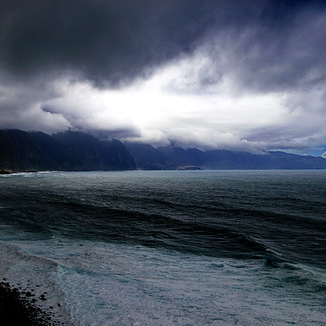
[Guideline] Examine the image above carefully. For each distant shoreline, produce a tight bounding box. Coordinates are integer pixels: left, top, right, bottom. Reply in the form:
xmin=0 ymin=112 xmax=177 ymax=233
xmin=2 ymin=168 xmax=326 ymax=175
xmin=1 ymin=130 xmax=326 ymax=171
xmin=0 ymin=169 xmax=39 ymax=175
xmin=0 ymin=169 xmax=13 ymax=174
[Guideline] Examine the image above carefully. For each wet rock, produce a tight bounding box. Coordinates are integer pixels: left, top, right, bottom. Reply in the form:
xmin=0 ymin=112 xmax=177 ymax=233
xmin=0 ymin=282 xmax=61 ymax=325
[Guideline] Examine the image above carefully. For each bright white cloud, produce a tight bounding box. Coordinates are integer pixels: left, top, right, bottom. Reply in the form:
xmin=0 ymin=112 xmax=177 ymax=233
xmin=39 ymin=49 xmax=326 ymax=153
xmin=1 ymin=47 xmax=324 ymax=154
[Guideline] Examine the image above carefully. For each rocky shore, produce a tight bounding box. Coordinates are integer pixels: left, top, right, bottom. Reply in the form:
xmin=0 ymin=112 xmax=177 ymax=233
xmin=0 ymin=169 xmax=13 ymax=174
xmin=0 ymin=281 xmax=62 ymax=326
xmin=0 ymin=169 xmax=40 ymax=174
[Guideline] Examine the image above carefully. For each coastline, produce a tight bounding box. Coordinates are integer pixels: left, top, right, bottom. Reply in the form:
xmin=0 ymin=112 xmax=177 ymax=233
xmin=0 ymin=169 xmax=43 ymax=175
xmin=0 ymin=281 xmax=61 ymax=326
xmin=0 ymin=169 xmax=13 ymax=175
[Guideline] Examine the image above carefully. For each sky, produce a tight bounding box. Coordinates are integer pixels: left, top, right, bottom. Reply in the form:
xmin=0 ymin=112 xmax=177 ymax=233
xmin=0 ymin=0 xmax=325 ymax=156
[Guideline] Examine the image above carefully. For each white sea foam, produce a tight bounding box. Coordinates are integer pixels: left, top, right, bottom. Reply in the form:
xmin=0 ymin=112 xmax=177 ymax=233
xmin=1 ymin=234 xmax=325 ymax=326
xmin=54 ymin=240 xmax=326 ymax=326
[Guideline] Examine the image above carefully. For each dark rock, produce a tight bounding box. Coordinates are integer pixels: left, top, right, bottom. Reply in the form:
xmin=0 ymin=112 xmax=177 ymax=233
xmin=40 ymin=295 xmax=47 ymax=301
xmin=0 ymin=282 xmax=60 ymax=326
xmin=0 ymin=168 xmax=12 ymax=174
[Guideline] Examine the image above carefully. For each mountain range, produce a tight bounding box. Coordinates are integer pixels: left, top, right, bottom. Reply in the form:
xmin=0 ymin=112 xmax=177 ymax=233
xmin=0 ymin=129 xmax=326 ymax=172
xmin=0 ymin=129 xmax=135 ymax=171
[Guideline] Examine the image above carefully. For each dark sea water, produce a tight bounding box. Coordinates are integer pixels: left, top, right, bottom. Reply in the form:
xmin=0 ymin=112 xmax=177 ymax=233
xmin=0 ymin=170 xmax=325 ymax=325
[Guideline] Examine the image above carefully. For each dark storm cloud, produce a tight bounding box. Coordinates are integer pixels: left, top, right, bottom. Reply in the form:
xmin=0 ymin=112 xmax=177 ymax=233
xmin=0 ymin=0 xmax=219 ymax=85
xmin=0 ymin=0 xmax=324 ymax=87
xmin=195 ymin=0 xmax=326 ymax=93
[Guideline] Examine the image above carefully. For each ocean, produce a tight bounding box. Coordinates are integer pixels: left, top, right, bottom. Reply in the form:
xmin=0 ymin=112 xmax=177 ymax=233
xmin=0 ymin=170 xmax=325 ymax=325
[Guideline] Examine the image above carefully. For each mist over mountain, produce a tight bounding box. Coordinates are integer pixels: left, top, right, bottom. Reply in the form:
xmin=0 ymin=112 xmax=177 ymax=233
xmin=0 ymin=130 xmax=326 ymax=172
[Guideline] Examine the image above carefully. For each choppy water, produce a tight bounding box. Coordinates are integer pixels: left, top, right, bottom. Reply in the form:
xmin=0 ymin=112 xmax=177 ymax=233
xmin=0 ymin=170 xmax=325 ymax=325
